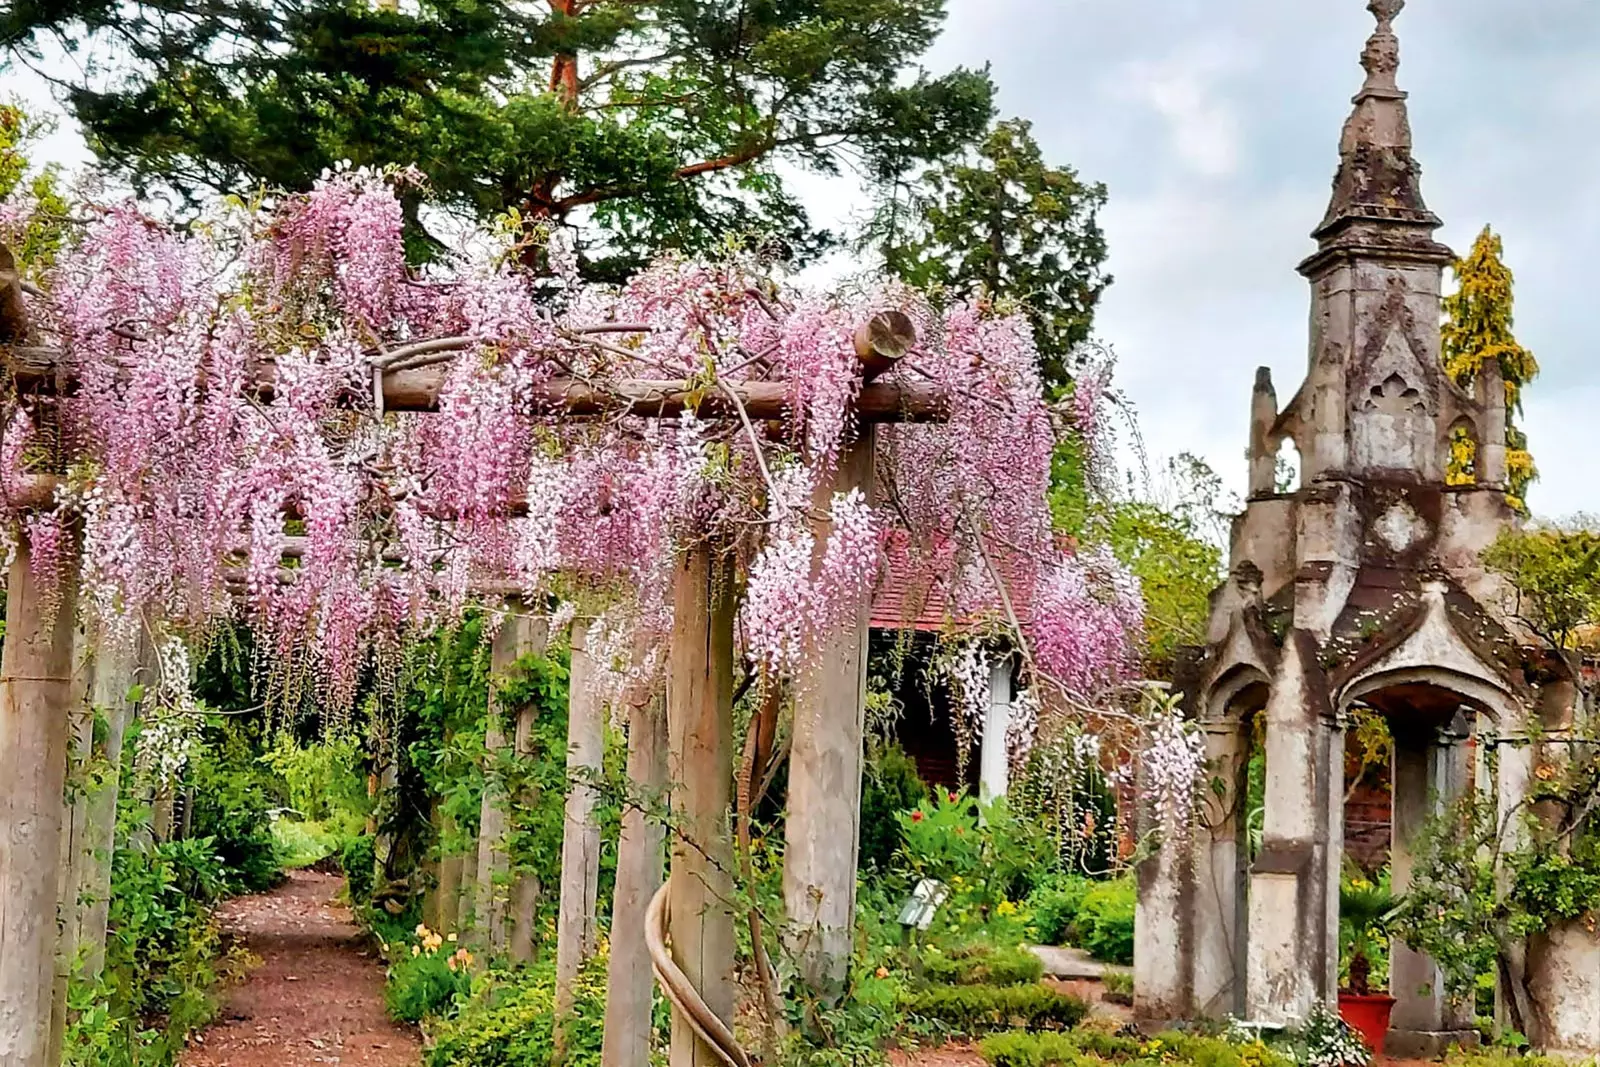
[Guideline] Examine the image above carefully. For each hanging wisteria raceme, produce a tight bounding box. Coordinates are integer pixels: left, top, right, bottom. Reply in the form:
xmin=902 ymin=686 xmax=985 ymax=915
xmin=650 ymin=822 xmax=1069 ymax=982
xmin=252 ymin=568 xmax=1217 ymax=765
xmin=2 ymin=167 xmax=1149 ymax=741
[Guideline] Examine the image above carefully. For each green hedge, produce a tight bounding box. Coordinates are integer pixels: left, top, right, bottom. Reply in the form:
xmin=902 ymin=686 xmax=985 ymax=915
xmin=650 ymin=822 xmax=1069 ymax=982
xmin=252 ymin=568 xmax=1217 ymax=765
xmin=1028 ymin=876 xmax=1093 ymax=947
xmin=1077 ymin=878 xmax=1135 ymax=966
xmin=902 ymin=984 xmax=1087 ymax=1033
xmin=979 ymin=1030 xmax=1296 ymax=1067
xmin=921 ymin=944 xmax=1045 ymax=987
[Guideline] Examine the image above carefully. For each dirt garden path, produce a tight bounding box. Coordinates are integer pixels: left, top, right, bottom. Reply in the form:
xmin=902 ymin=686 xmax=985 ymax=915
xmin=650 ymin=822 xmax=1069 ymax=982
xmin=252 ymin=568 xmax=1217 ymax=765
xmin=180 ymin=869 xmax=422 ymax=1067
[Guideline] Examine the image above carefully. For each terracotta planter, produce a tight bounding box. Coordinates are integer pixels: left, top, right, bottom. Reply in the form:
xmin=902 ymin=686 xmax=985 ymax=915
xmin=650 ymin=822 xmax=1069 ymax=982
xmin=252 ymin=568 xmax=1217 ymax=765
xmin=1337 ymin=992 xmax=1397 ymax=1056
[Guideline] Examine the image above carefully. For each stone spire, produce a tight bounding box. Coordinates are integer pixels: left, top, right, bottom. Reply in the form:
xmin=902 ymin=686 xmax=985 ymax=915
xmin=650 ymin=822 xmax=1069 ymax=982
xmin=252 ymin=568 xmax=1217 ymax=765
xmin=1312 ymin=0 xmax=1442 ymax=244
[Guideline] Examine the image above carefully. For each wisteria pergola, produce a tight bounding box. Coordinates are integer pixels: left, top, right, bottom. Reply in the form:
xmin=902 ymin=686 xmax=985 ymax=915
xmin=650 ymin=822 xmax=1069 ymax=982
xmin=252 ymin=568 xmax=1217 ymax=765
xmin=0 ymin=174 xmax=1153 ymax=1067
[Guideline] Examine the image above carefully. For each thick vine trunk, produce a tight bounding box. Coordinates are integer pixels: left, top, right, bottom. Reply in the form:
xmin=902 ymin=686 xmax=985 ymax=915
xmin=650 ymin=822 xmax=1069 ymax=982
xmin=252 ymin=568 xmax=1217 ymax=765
xmin=782 ymin=426 xmax=876 ymax=1003
xmin=666 ymin=543 xmax=738 ymax=1067
xmin=0 ymin=532 xmax=82 ymax=1067
xmin=553 ymin=619 xmax=605 ymax=1058
xmin=601 ymin=655 xmax=668 ymax=1067
xmin=474 ymin=607 xmax=545 ymax=957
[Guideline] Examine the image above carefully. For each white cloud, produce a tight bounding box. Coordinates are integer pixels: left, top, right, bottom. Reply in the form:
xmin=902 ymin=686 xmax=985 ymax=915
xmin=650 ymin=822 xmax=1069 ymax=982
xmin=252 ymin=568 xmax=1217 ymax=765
xmin=1117 ymin=44 xmax=1247 ymax=180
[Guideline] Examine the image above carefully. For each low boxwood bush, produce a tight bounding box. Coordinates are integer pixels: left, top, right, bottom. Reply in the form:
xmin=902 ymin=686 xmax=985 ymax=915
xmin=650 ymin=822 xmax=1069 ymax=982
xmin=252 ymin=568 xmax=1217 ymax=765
xmin=1077 ymin=877 xmax=1135 ymax=966
xmin=922 ymin=944 xmax=1045 ymax=987
xmin=902 ymin=984 xmax=1087 ymax=1033
xmin=979 ymin=1030 xmax=1296 ymax=1067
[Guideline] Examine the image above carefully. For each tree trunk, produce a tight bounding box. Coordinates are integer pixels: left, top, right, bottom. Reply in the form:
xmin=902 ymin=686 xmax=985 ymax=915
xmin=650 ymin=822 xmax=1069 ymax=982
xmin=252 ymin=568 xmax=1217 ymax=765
xmin=667 ymin=542 xmax=738 ymax=1067
xmin=475 ymin=606 xmax=546 ymax=958
xmin=783 ymin=426 xmax=877 ymax=1003
xmin=601 ymin=656 xmax=668 ymax=1067
xmin=75 ymin=630 xmax=143 ymax=982
xmin=553 ymin=619 xmax=605 ymax=1058
xmin=0 ymin=531 xmax=82 ymax=1067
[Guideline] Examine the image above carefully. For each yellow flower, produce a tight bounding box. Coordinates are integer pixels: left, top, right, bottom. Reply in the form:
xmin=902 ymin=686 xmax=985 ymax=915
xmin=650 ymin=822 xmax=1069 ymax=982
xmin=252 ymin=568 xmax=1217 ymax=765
xmin=996 ymin=900 xmax=1018 ymax=917
xmin=412 ymin=945 xmax=421 ymax=957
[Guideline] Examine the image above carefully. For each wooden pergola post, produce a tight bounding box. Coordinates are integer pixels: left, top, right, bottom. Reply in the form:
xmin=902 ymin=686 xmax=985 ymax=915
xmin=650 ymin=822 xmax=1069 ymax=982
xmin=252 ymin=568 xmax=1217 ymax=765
xmin=474 ymin=603 xmax=544 ymax=956
xmin=602 ymin=653 xmax=668 ymax=1067
xmin=553 ymin=618 xmax=605 ymax=1052
xmin=0 ymin=531 xmax=82 ymax=1067
xmin=783 ymin=426 xmax=878 ymax=1003
xmin=667 ymin=540 xmax=738 ymax=1067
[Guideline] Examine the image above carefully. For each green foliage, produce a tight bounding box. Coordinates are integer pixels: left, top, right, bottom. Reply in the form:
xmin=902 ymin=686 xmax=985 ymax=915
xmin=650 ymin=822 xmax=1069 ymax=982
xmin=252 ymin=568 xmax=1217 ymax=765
xmin=342 ymin=832 xmax=377 ymax=907
xmin=979 ymin=1030 xmax=1295 ymax=1067
xmin=859 ymin=740 xmax=928 ymax=873
xmin=1338 ymin=870 xmax=1395 ymax=996
xmin=1026 ymin=875 xmax=1094 ymax=947
xmin=0 ymin=102 xmax=69 ymax=272
xmin=270 ymin=815 xmax=342 ymax=869
xmin=1482 ymin=523 xmax=1600 ymax=654
xmin=384 ymin=923 xmax=475 ymax=1024
xmin=900 ymin=983 xmax=1086 ymax=1034
xmin=183 ymin=719 xmax=283 ymax=893
xmin=1052 ymin=452 xmax=1227 ymax=676
xmin=63 ymin=838 xmax=234 ymax=1066
xmin=262 ymin=731 xmax=372 ymax=838
xmin=13 ymin=0 xmax=994 ymax=272
xmin=919 ymin=944 xmax=1045 ymax=987
xmin=897 ymin=790 xmax=1055 ymax=941
xmin=873 ymin=118 xmax=1109 ymax=393
xmin=426 ymin=957 xmax=609 ymax=1067
xmin=1441 ymin=226 xmax=1540 ymax=509
xmin=1075 ymin=877 xmax=1136 ymax=966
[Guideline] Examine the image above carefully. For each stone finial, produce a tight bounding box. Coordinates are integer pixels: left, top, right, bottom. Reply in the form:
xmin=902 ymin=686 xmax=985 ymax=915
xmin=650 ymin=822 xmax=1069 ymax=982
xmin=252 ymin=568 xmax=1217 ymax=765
xmin=1306 ymin=0 xmax=1445 ymax=249
xmin=1358 ymin=0 xmax=1404 ymax=98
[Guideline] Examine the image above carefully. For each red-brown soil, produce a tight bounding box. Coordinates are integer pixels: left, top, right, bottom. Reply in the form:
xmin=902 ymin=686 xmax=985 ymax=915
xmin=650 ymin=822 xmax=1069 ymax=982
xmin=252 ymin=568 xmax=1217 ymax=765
xmin=180 ymin=870 xmax=422 ymax=1067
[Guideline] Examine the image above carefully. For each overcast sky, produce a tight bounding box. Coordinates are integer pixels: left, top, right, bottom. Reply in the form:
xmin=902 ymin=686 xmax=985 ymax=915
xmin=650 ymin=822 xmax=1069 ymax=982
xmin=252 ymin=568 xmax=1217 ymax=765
xmin=915 ymin=0 xmax=1600 ymax=520
xmin=10 ymin=1 xmax=1600 ymax=518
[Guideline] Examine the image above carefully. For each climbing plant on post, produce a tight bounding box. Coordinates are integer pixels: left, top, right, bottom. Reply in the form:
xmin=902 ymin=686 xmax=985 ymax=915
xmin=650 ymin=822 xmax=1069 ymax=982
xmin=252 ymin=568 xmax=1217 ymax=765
xmin=1442 ymin=225 xmax=1540 ymax=510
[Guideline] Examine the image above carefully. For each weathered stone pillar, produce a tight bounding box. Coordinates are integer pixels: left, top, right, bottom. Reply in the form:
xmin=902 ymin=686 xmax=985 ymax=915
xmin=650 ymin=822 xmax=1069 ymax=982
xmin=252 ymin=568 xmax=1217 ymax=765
xmin=1244 ymin=637 xmax=1342 ymax=1026
xmin=1134 ymin=828 xmax=1192 ymax=1024
xmin=1388 ymin=713 xmax=1476 ymax=1057
xmin=1191 ymin=719 xmax=1250 ymax=1018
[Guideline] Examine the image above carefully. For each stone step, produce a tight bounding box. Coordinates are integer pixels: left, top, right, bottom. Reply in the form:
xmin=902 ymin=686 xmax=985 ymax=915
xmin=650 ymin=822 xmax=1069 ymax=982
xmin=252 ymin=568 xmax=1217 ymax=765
xmin=1028 ymin=945 xmax=1133 ymax=981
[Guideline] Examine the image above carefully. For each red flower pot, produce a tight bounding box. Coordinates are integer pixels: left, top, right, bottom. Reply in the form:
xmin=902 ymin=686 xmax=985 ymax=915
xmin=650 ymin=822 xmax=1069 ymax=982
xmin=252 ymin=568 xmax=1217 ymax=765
xmin=1337 ymin=992 xmax=1397 ymax=1057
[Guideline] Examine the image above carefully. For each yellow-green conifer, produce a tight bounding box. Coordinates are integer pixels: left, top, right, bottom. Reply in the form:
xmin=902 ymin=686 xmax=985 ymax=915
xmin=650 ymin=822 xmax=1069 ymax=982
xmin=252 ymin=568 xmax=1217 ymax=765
xmin=1441 ymin=225 xmax=1539 ymax=511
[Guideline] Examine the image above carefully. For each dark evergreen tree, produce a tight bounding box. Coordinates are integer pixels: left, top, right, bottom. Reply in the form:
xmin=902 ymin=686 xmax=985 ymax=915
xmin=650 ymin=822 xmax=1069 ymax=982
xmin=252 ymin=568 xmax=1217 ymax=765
xmin=5 ymin=0 xmax=994 ymax=271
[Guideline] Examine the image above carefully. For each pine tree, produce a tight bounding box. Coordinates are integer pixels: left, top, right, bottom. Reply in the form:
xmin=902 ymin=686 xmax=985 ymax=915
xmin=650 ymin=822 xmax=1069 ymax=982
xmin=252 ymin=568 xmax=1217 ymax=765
xmin=1442 ymin=225 xmax=1539 ymax=511
xmin=4 ymin=1 xmax=995 ymax=272
xmin=871 ymin=118 xmax=1110 ymax=395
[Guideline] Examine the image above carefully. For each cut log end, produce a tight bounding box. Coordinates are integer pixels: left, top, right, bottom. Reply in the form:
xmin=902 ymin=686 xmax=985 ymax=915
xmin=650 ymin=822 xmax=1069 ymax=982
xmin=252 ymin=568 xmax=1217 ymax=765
xmin=853 ymin=311 xmax=916 ymax=381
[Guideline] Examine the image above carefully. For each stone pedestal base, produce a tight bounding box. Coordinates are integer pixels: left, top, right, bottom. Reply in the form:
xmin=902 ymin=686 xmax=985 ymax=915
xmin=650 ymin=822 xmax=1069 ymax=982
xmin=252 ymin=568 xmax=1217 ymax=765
xmin=1385 ymin=1028 xmax=1479 ymax=1059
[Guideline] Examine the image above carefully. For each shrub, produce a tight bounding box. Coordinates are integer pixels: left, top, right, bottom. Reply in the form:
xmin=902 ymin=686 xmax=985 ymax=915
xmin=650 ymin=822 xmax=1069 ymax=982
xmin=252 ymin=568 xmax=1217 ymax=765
xmin=901 ymin=984 xmax=1087 ymax=1033
xmin=1028 ymin=875 xmax=1093 ymax=946
xmin=427 ymin=958 xmax=608 ymax=1067
xmin=63 ymin=837 xmax=235 ymax=1065
xmin=184 ymin=723 xmax=282 ymax=892
xmin=271 ymin=816 xmax=341 ymax=869
xmin=262 ymin=732 xmax=373 ymax=839
xmin=979 ymin=1030 xmax=1296 ymax=1067
xmin=921 ymin=944 xmax=1044 ymax=987
xmin=384 ymin=925 xmax=474 ymax=1024
xmin=342 ymin=833 xmax=377 ymax=906
xmin=860 ymin=741 xmax=928 ymax=873
xmin=1077 ymin=877 xmax=1135 ymax=966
